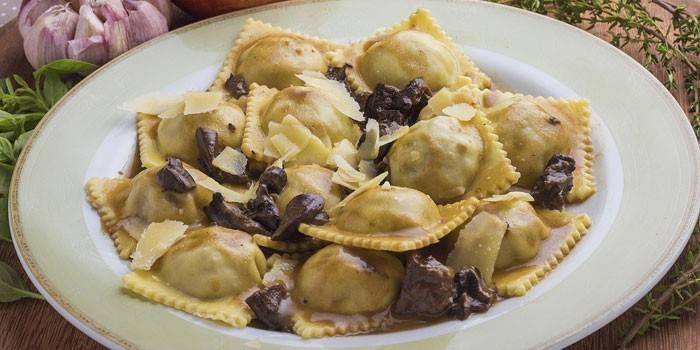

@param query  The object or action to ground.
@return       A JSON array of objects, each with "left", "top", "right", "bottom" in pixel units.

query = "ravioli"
[
  {"left": 481, "top": 90, "right": 596, "bottom": 202},
  {"left": 291, "top": 245, "right": 404, "bottom": 337},
  {"left": 123, "top": 226, "right": 266, "bottom": 327},
  {"left": 300, "top": 185, "right": 478, "bottom": 251},
  {"left": 329, "top": 8, "right": 491, "bottom": 93},
  {"left": 389, "top": 114, "right": 520, "bottom": 203},
  {"left": 210, "top": 18, "right": 344, "bottom": 94},
  {"left": 446, "top": 193, "right": 591, "bottom": 296},
  {"left": 137, "top": 101, "right": 245, "bottom": 168},
  {"left": 243, "top": 82, "right": 361, "bottom": 164},
  {"left": 85, "top": 166, "right": 214, "bottom": 258}
]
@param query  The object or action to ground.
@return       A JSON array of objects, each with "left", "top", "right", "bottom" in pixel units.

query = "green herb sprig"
[
  {"left": 493, "top": 0, "right": 699, "bottom": 347},
  {"left": 0, "top": 59, "right": 96, "bottom": 301}
]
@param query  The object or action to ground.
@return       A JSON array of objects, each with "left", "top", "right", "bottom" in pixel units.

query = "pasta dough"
[
  {"left": 294, "top": 244, "right": 404, "bottom": 315},
  {"left": 210, "top": 18, "right": 344, "bottom": 94},
  {"left": 137, "top": 102, "right": 245, "bottom": 169},
  {"left": 154, "top": 226, "right": 267, "bottom": 299},
  {"left": 300, "top": 185, "right": 479, "bottom": 251},
  {"left": 389, "top": 113, "right": 520, "bottom": 202},
  {"left": 329, "top": 8, "right": 491, "bottom": 93}
]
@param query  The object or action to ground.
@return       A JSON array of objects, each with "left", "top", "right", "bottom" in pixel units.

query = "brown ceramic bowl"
[{"left": 171, "top": 0, "right": 287, "bottom": 18}]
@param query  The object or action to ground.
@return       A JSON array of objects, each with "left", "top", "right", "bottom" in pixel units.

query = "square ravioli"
[
  {"left": 481, "top": 90, "right": 596, "bottom": 203},
  {"left": 329, "top": 8, "right": 492, "bottom": 93},
  {"left": 209, "top": 18, "right": 346, "bottom": 95}
]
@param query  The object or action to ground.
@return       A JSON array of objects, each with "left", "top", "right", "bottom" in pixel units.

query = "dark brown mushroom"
[{"left": 156, "top": 157, "right": 195, "bottom": 193}]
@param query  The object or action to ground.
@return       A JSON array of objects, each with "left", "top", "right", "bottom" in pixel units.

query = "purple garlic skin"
[
  {"left": 23, "top": 4, "right": 78, "bottom": 69},
  {"left": 20, "top": 0, "right": 172, "bottom": 68}
]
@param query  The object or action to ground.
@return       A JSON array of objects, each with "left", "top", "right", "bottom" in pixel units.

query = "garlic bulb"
[
  {"left": 20, "top": 0, "right": 172, "bottom": 69},
  {"left": 23, "top": 4, "right": 79, "bottom": 69},
  {"left": 124, "top": 0, "right": 168, "bottom": 48},
  {"left": 74, "top": 5, "right": 104, "bottom": 39},
  {"left": 18, "top": 0, "right": 66, "bottom": 38}
]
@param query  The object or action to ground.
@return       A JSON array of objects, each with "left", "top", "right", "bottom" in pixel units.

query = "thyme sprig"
[{"left": 493, "top": 0, "right": 700, "bottom": 347}]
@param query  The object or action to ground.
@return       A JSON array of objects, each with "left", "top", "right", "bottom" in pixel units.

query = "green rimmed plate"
[{"left": 10, "top": 0, "right": 700, "bottom": 349}]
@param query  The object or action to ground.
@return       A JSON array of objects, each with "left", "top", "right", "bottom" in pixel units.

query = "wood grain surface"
[{"left": 0, "top": 1, "right": 698, "bottom": 349}]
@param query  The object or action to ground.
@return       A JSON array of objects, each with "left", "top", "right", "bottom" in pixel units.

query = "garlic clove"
[
  {"left": 124, "top": 0, "right": 168, "bottom": 48},
  {"left": 23, "top": 4, "right": 79, "bottom": 69},
  {"left": 92, "top": 0, "right": 128, "bottom": 21},
  {"left": 102, "top": 4, "right": 129, "bottom": 59},
  {"left": 75, "top": 4, "right": 105, "bottom": 39},
  {"left": 143, "top": 0, "right": 172, "bottom": 26},
  {"left": 18, "top": 0, "right": 66, "bottom": 39},
  {"left": 68, "top": 35, "right": 108, "bottom": 65}
]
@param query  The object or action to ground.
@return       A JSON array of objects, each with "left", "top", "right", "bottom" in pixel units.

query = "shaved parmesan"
[
  {"left": 378, "top": 125, "right": 409, "bottom": 146},
  {"left": 120, "top": 216, "right": 149, "bottom": 241},
  {"left": 442, "top": 103, "right": 477, "bottom": 121},
  {"left": 270, "top": 134, "right": 301, "bottom": 159},
  {"left": 131, "top": 220, "right": 187, "bottom": 270},
  {"left": 183, "top": 91, "right": 223, "bottom": 115},
  {"left": 296, "top": 71, "right": 364, "bottom": 122},
  {"left": 158, "top": 101, "right": 185, "bottom": 119},
  {"left": 263, "top": 136, "right": 282, "bottom": 159},
  {"left": 482, "top": 191, "right": 534, "bottom": 203},
  {"left": 186, "top": 167, "right": 253, "bottom": 203},
  {"left": 122, "top": 94, "right": 183, "bottom": 115},
  {"left": 329, "top": 172, "right": 388, "bottom": 215},
  {"left": 263, "top": 254, "right": 298, "bottom": 290},
  {"left": 331, "top": 155, "right": 367, "bottom": 190},
  {"left": 358, "top": 160, "right": 377, "bottom": 179},
  {"left": 279, "top": 115, "right": 329, "bottom": 165},
  {"left": 358, "top": 119, "right": 380, "bottom": 160},
  {"left": 212, "top": 147, "right": 248, "bottom": 176},
  {"left": 327, "top": 139, "right": 359, "bottom": 168}
]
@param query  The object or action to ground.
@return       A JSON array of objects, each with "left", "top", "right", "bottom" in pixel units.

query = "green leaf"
[
  {"left": 0, "top": 163, "right": 13, "bottom": 196},
  {"left": 0, "top": 197, "right": 9, "bottom": 242},
  {"left": 33, "top": 59, "right": 98, "bottom": 80},
  {"left": 0, "top": 260, "right": 43, "bottom": 302},
  {"left": 0, "top": 138, "right": 15, "bottom": 164},
  {"left": 13, "top": 131, "right": 33, "bottom": 157},
  {"left": 41, "top": 72, "right": 68, "bottom": 108}
]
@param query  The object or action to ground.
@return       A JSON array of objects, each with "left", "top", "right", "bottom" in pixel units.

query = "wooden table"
[{"left": 1, "top": 2, "right": 698, "bottom": 349}]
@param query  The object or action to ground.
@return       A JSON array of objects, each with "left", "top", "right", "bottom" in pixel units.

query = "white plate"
[{"left": 10, "top": 0, "right": 700, "bottom": 349}]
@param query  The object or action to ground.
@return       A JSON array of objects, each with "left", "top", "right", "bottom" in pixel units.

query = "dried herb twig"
[{"left": 493, "top": 0, "right": 700, "bottom": 347}]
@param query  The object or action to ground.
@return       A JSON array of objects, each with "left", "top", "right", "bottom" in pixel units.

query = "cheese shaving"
[
  {"left": 482, "top": 191, "right": 535, "bottom": 203},
  {"left": 279, "top": 115, "right": 330, "bottom": 165},
  {"left": 358, "top": 119, "right": 380, "bottom": 160},
  {"left": 442, "top": 103, "right": 477, "bottom": 122},
  {"left": 262, "top": 254, "right": 298, "bottom": 290},
  {"left": 377, "top": 125, "right": 409, "bottom": 146},
  {"left": 331, "top": 154, "right": 367, "bottom": 190},
  {"left": 120, "top": 216, "right": 149, "bottom": 241},
  {"left": 158, "top": 101, "right": 185, "bottom": 119},
  {"left": 183, "top": 91, "right": 223, "bottom": 115},
  {"left": 329, "top": 172, "right": 388, "bottom": 215},
  {"left": 185, "top": 167, "right": 253, "bottom": 203},
  {"left": 122, "top": 94, "right": 183, "bottom": 115},
  {"left": 270, "top": 134, "right": 302, "bottom": 160},
  {"left": 296, "top": 71, "right": 364, "bottom": 122},
  {"left": 131, "top": 220, "right": 187, "bottom": 270},
  {"left": 358, "top": 160, "right": 377, "bottom": 179},
  {"left": 327, "top": 139, "right": 359, "bottom": 168},
  {"left": 212, "top": 147, "right": 248, "bottom": 176}
]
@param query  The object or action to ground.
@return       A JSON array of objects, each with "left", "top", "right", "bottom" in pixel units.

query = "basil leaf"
[
  {"left": 41, "top": 72, "right": 68, "bottom": 108},
  {"left": 0, "top": 138, "right": 14, "bottom": 163},
  {"left": 0, "top": 163, "right": 13, "bottom": 196},
  {"left": 33, "top": 59, "right": 97, "bottom": 80},
  {"left": 0, "top": 197, "right": 9, "bottom": 242},
  {"left": 0, "top": 260, "right": 43, "bottom": 302},
  {"left": 13, "top": 131, "right": 33, "bottom": 157}
]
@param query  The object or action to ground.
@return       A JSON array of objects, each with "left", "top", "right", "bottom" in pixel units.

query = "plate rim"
[{"left": 9, "top": 0, "right": 700, "bottom": 349}]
